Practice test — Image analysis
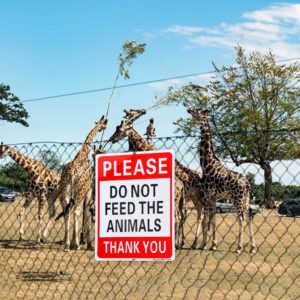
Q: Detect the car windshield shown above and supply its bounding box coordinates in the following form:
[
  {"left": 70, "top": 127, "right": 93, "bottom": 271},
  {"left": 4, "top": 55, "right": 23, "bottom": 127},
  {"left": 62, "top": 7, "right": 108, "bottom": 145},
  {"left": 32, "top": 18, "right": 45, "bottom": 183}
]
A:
[{"left": 0, "top": 188, "right": 12, "bottom": 194}]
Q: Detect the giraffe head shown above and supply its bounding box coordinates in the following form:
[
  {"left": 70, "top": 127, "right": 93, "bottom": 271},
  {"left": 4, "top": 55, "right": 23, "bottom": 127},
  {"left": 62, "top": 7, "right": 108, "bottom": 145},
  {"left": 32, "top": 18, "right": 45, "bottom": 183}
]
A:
[
  {"left": 0, "top": 144, "right": 10, "bottom": 159},
  {"left": 144, "top": 118, "right": 156, "bottom": 139},
  {"left": 109, "top": 121, "right": 132, "bottom": 144},
  {"left": 94, "top": 115, "right": 108, "bottom": 132},
  {"left": 187, "top": 108, "right": 211, "bottom": 123},
  {"left": 123, "top": 108, "right": 146, "bottom": 125},
  {"left": 92, "top": 145, "right": 105, "bottom": 159}
]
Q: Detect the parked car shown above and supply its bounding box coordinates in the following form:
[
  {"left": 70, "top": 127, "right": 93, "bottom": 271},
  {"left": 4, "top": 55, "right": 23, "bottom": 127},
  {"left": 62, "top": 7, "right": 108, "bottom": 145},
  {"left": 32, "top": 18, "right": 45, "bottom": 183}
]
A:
[
  {"left": 278, "top": 200, "right": 299, "bottom": 215},
  {"left": 286, "top": 204, "right": 300, "bottom": 217},
  {"left": 0, "top": 187, "right": 16, "bottom": 202},
  {"left": 216, "top": 200, "right": 233, "bottom": 213},
  {"left": 216, "top": 200, "right": 262, "bottom": 215}
]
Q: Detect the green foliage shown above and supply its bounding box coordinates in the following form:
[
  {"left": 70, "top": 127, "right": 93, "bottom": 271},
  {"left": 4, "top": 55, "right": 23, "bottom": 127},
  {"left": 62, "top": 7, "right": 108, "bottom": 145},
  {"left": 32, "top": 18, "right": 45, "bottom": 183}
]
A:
[
  {"left": 0, "top": 162, "right": 28, "bottom": 191},
  {"left": 0, "top": 84, "right": 29, "bottom": 127},
  {"left": 157, "top": 46, "right": 300, "bottom": 207},
  {"left": 158, "top": 46, "right": 300, "bottom": 164},
  {"left": 246, "top": 173, "right": 300, "bottom": 202},
  {"left": 119, "top": 41, "right": 146, "bottom": 80},
  {"left": 36, "top": 149, "right": 62, "bottom": 171},
  {"left": 101, "top": 40, "right": 146, "bottom": 143}
]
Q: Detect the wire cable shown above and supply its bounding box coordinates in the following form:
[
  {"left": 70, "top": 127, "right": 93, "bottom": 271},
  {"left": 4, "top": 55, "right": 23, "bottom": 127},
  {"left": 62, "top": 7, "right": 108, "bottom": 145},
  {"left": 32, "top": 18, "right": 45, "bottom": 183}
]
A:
[{"left": 21, "top": 56, "right": 300, "bottom": 104}]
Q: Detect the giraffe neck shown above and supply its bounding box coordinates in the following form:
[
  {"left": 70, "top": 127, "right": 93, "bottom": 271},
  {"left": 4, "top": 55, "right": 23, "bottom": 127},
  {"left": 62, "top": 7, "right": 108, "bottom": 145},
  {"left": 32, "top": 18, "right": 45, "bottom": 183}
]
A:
[
  {"left": 199, "top": 117, "right": 220, "bottom": 170},
  {"left": 127, "top": 128, "right": 153, "bottom": 151},
  {"left": 74, "top": 124, "right": 104, "bottom": 163},
  {"left": 175, "top": 160, "right": 199, "bottom": 184},
  {"left": 127, "top": 128, "right": 197, "bottom": 184},
  {"left": 4, "top": 146, "right": 45, "bottom": 177}
]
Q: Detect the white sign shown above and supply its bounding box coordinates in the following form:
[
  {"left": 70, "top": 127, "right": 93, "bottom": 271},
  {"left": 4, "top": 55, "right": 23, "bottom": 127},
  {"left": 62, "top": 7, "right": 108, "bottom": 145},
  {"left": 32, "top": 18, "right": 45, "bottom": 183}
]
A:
[{"left": 95, "top": 150, "right": 175, "bottom": 261}]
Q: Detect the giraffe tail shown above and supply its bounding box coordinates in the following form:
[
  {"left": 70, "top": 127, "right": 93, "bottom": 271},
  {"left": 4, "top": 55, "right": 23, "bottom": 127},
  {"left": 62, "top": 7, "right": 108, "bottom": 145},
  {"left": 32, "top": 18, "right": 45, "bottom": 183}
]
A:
[
  {"left": 248, "top": 208, "right": 254, "bottom": 221},
  {"left": 208, "top": 216, "right": 212, "bottom": 231},
  {"left": 55, "top": 199, "right": 75, "bottom": 221},
  {"left": 207, "top": 210, "right": 213, "bottom": 231}
]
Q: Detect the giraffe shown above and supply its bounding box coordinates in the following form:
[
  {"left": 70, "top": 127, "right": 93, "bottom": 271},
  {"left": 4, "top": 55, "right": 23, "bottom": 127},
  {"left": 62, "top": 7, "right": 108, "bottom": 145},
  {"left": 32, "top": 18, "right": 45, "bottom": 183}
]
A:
[
  {"left": 123, "top": 108, "right": 146, "bottom": 151},
  {"left": 187, "top": 108, "right": 256, "bottom": 253},
  {"left": 144, "top": 118, "right": 156, "bottom": 140},
  {"left": 0, "top": 144, "right": 61, "bottom": 243},
  {"left": 55, "top": 116, "right": 108, "bottom": 251},
  {"left": 109, "top": 120, "right": 186, "bottom": 248},
  {"left": 108, "top": 119, "right": 208, "bottom": 249}
]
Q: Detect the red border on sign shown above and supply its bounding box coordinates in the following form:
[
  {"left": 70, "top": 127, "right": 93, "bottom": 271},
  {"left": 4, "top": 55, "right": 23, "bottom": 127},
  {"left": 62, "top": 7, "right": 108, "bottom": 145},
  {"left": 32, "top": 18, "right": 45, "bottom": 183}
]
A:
[
  {"left": 97, "top": 152, "right": 173, "bottom": 181},
  {"left": 95, "top": 150, "right": 175, "bottom": 261}
]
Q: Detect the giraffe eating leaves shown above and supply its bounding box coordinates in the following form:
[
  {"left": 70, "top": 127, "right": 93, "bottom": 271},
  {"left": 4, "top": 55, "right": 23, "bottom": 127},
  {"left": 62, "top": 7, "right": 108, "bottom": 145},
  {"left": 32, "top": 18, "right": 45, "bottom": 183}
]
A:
[{"left": 109, "top": 115, "right": 209, "bottom": 249}]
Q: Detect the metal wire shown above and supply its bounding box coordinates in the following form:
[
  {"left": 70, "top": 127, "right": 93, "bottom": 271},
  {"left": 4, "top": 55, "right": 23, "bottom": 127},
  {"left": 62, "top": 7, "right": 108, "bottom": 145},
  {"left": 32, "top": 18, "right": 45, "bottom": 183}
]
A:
[{"left": 0, "top": 136, "right": 299, "bottom": 299}]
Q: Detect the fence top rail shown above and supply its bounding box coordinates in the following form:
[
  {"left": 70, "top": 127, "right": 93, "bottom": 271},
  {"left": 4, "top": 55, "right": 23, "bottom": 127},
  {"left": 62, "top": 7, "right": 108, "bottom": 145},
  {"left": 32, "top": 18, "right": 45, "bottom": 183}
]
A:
[{"left": 3, "top": 126, "right": 299, "bottom": 146}]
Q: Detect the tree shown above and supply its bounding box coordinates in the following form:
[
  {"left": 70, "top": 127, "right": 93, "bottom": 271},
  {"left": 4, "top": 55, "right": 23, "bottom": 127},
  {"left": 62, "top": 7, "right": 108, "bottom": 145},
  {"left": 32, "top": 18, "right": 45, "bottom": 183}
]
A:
[
  {"left": 0, "top": 162, "right": 28, "bottom": 191},
  {"left": 100, "top": 40, "right": 146, "bottom": 143},
  {"left": 37, "top": 149, "right": 62, "bottom": 171},
  {"left": 0, "top": 84, "right": 29, "bottom": 126},
  {"left": 158, "top": 46, "right": 300, "bottom": 208},
  {"left": 105, "top": 40, "right": 146, "bottom": 116}
]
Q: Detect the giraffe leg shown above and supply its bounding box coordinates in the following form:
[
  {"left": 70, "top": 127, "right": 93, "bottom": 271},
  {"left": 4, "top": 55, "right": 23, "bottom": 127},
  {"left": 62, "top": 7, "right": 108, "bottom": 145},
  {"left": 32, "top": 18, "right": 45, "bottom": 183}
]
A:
[
  {"left": 40, "top": 220, "right": 51, "bottom": 243},
  {"left": 176, "top": 191, "right": 186, "bottom": 249},
  {"left": 86, "top": 192, "right": 94, "bottom": 250},
  {"left": 247, "top": 212, "right": 256, "bottom": 253},
  {"left": 179, "top": 207, "right": 186, "bottom": 249},
  {"left": 199, "top": 208, "right": 209, "bottom": 251},
  {"left": 41, "top": 190, "right": 58, "bottom": 243},
  {"left": 63, "top": 185, "right": 71, "bottom": 251},
  {"left": 19, "top": 206, "right": 26, "bottom": 241},
  {"left": 80, "top": 198, "right": 87, "bottom": 245},
  {"left": 19, "top": 191, "right": 34, "bottom": 240},
  {"left": 236, "top": 214, "right": 244, "bottom": 254},
  {"left": 210, "top": 205, "right": 217, "bottom": 251},
  {"left": 64, "top": 213, "right": 70, "bottom": 251},
  {"left": 37, "top": 190, "right": 47, "bottom": 243},
  {"left": 175, "top": 219, "right": 179, "bottom": 249},
  {"left": 191, "top": 201, "right": 202, "bottom": 249},
  {"left": 175, "top": 206, "right": 185, "bottom": 249},
  {"left": 70, "top": 207, "right": 80, "bottom": 250},
  {"left": 86, "top": 211, "right": 93, "bottom": 251}
]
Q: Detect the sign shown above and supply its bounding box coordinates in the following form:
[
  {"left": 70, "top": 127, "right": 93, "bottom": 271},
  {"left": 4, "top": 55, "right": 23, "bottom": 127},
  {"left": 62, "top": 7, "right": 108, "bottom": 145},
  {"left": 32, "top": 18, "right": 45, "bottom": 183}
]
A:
[{"left": 95, "top": 150, "right": 175, "bottom": 261}]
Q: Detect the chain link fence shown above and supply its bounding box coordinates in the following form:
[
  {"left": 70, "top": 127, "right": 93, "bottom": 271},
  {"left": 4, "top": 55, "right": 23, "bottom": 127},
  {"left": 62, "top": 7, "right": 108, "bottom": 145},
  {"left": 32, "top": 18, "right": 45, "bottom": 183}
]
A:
[{"left": 0, "top": 136, "right": 299, "bottom": 299}]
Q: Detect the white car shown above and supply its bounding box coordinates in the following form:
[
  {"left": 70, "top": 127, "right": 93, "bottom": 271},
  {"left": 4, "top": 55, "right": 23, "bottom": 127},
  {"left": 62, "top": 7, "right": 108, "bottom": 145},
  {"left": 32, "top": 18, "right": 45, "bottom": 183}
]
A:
[
  {"left": 216, "top": 200, "right": 261, "bottom": 215},
  {"left": 0, "top": 187, "right": 16, "bottom": 202}
]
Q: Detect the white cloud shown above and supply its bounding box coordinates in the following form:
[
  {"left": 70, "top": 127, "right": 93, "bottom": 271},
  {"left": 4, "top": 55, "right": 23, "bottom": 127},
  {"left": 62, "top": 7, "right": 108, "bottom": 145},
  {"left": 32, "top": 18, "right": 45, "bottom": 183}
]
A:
[
  {"left": 243, "top": 4, "right": 300, "bottom": 24},
  {"left": 164, "top": 3, "right": 300, "bottom": 59},
  {"left": 149, "top": 79, "right": 183, "bottom": 91},
  {"left": 164, "top": 25, "right": 219, "bottom": 36}
]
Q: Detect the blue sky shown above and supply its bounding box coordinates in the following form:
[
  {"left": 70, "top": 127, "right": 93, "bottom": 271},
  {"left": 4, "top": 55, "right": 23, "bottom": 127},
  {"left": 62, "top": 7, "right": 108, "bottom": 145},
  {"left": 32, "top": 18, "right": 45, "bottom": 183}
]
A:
[{"left": 1, "top": 0, "right": 300, "bottom": 144}]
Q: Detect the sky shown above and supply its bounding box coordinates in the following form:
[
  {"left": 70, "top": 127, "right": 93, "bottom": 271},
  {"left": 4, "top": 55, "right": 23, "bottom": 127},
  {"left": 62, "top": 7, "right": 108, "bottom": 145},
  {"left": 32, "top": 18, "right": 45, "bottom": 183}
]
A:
[{"left": 1, "top": 0, "right": 300, "bottom": 144}]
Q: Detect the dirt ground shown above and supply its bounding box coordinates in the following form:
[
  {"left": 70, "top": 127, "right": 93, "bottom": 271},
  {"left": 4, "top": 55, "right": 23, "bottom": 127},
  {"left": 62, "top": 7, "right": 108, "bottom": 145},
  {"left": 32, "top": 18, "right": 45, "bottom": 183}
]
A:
[{"left": 0, "top": 197, "right": 299, "bottom": 299}]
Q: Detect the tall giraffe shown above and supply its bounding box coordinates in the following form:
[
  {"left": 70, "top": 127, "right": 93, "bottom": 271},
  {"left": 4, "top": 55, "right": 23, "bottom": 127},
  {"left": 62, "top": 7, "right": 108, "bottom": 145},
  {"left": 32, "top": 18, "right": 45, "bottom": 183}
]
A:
[
  {"left": 187, "top": 108, "right": 256, "bottom": 253},
  {"left": 0, "top": 144, "right": 61, "bottom": 242},
  {"left": 109, "top": 120, "right": 186, "bottom": 248},
  {"left": 108, "top": 119, "right": 208, "bottom": 249},
  {"left": 55, "top": 116, "right": 108, "bottom": 251}
]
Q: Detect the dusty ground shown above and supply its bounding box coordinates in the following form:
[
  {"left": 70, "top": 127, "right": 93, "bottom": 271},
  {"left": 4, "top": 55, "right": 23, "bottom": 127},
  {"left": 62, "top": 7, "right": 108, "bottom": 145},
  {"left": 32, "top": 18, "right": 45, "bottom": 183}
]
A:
[{"left": 0, "top": 197, "right": 299, "bottom": 299}]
